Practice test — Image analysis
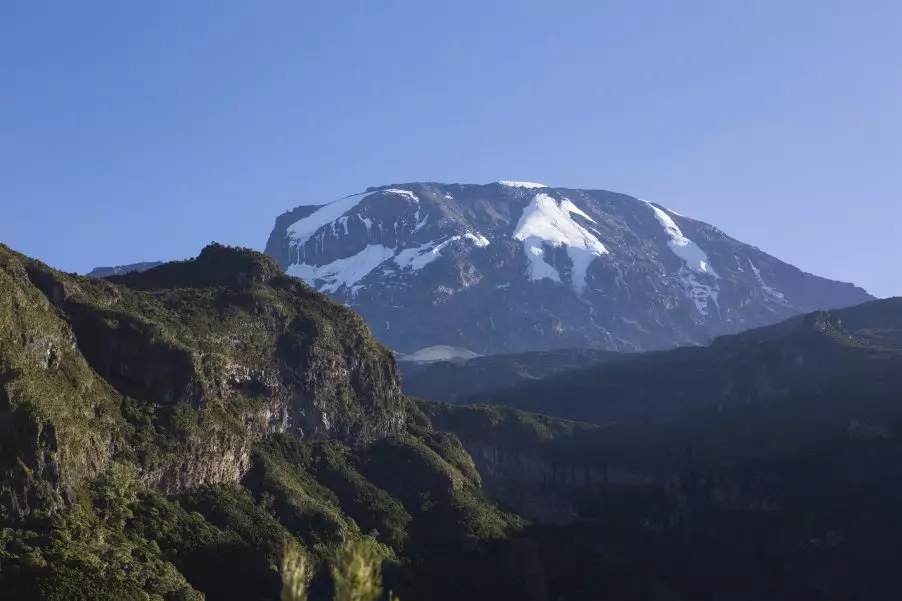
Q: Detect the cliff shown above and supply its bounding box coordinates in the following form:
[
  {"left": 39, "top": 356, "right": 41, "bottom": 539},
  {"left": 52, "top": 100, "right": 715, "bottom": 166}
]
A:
[
  {"left": 0, "top": 242, "right": 405, "bottom": 519},
  {"left": 0, "top": 242, "right": 677, "bottom": 601}
]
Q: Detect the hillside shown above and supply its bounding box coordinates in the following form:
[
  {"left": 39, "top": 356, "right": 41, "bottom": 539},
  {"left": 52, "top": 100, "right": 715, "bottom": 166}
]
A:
[
  {"left": 400, "top": 348, "right": 621, "bottom": 402},
  {"left": 411, "top": 300, "right": 902, "bottom": 599},
  {"left": 3, "top": 242, "right": 900, "bottom": 600},
  {"left": 467, "top": 298, "right": 902, "bottom": 425},
  {"left": 419, "top": 327, "right": 902, "bottom": 598},
  {"left": 0, "top": 243, "right": 677, "bottom": 601}
]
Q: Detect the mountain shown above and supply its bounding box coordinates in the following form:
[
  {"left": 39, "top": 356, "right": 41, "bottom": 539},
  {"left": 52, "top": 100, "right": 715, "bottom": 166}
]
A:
[
  {"left": 0, "top": 242, "right": 404, "bottom": 519},
  {"left": 465, "top": 297, "right": 902, "bottom": 427},
  {"left": 86, "top": 261, "right": 164, "bottom": 277},
  {"left": 265, "top": 182, "right": 872, "bottom": 356},
  {"left": 400, "top": 347, "right": 621, "bottom": 402},
  {"left": 421, "top": 298, "right": 902, "bottom": 600},
  {"left": 0, "top": 243, "right": 678, "bottom": 601},
  {"left": 3, "top": 242, "right": 899, "bottom": 600}
]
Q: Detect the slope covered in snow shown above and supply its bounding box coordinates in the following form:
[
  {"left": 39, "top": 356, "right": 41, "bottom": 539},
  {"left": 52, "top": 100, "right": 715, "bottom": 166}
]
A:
[
  {"left": 282, "top": 186, "right": 494, "bottom": 294},
  {"left": 394, "top": 233, "right": 490, "bottom": 271},
  {"left": 287, "top": 244, "right": 395, "bottom": 293},
  {"left": 644, "top": 201, "right": 718, "bottom": 277},
  {"left": 642, "top": 200, "right": 721, "bottom": 315},
  {"left": 497, "top": 180, "right": 547, "bottom": 188},
  {"left": 513, "top": 193, "right": 609, "bottom": 294},
  {"left": 288, "top": 191, "right": 374, "bottom": 250}
]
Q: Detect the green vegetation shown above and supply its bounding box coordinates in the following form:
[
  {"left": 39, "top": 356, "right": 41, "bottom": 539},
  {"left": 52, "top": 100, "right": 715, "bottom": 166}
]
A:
[
  {"left": 0, "top": 242, "right": 677, "bottom": 600},
  {"left": 329, "top": 539, "right": 393, "bottom": 601},
  {"left": 0, "top": 241, "right": 404, "bottom": 519},
  {"left": 4, "top": 428, "right": 677, "bottom": 601},
  {"left": 7, "top": 242, "right": 899, "bottom": 599},
  {"left": 0, "top": 464, "right": 204, "bottom": 601}
]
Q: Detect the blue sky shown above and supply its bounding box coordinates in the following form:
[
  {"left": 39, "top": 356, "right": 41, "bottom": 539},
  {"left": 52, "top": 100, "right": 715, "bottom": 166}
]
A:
[{"left": 1, "top": 1, "right": 899, "bottom": 297}]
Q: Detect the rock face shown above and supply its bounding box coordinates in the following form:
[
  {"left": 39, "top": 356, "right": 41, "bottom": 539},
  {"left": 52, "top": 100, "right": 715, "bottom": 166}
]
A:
[
  {"left": 418, "top": 402, "right": 619, "bottom": 523},
  {"left": 265, "top": 181, "right": 873, "bottom": 355},
  {"left": 0, "top": 243, "right": 405, "bottom": 517}
]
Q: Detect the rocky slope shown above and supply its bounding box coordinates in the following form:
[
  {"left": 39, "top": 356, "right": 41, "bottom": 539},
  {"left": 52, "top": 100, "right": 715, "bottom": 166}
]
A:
[
  {"left": 0, "top": 243, "right": 679, "bottom": 601},
  {"left": 265, "top": 181, "right": 872, "bottom": 355},
  {"left": 4, "top": 241, "right": 899, "bottom": 600},
  {"left": 0, "top": 242, "right": 404, "bottom": 519}
]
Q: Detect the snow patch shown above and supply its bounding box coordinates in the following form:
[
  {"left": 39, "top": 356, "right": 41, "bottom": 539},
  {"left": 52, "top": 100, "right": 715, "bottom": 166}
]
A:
[
  {"left": 522, "top": 244, "right": 561, "bottom": 282},
  {"left": 393, "top": 243, "right": 443, "bottom": 271},
  {"left": 643, "top": 200, "right": 721, "bottom": 316},
  {"left": 498, "top": 180, "right": 547, "bottom": 189},
  {"left": 513, "top": 193, "right": 609, "bottom": 293},
  {"left": 398, "top": 345, "right": 479, "bottom": 364},
  {"left": 288, "top": 191, "right": 373, "bottom": 248},
  {"left": 394, "top": 232, "right": 490, "bottom": 271},
  {"left": 465, "top": 232, "right": 491, "bottom": 247},
  {"left": 644, "top": 201, "right": 719, "bottom": 277},
  {"left": 413, "top": 210, "right": 428, "bottom": 232},
  {"left": 679, "top": 271, "right": 720, "bottom": 316},
  {"left": 287, "top": 244, "right": 395, "bottom": 293},
  {"left": 383, "top": 189, "right": 419, "bottom": 203},
  {"left": 749, "top": 259, "right": 787, "bottom": 302}
]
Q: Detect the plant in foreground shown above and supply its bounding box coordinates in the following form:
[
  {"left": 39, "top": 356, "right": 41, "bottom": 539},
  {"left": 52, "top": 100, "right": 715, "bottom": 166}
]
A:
[{"left": 281, "top": 537, "right": 399, "bottom": 601}]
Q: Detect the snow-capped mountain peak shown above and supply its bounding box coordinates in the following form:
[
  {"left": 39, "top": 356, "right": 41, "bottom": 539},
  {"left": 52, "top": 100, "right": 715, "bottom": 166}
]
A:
[{"left": 265, "top": 182, "right": 871, "bottom": 355}]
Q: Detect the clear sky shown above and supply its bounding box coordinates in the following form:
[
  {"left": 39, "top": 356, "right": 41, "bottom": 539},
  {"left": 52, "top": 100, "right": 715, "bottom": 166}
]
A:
[{"left": 1, "top": 1, "right": 899, "bottom": 297}]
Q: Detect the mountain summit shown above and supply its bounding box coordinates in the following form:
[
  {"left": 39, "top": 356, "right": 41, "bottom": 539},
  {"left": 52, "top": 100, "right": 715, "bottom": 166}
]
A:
[{"left": 265, "top": 182, "right": 872, "bottom": 354}]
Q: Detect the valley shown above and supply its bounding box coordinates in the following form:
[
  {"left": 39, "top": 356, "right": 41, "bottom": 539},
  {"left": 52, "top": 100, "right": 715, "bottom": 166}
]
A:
[{"left": 2, "top": 242, "right": 899, "bottom": 599}]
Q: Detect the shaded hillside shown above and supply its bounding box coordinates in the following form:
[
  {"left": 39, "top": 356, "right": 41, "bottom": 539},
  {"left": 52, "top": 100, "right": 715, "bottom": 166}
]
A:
[
  {"left": 421, "top": 361, "right": 902, "bottom": 600},
  {"left": 413, "top": 300, "right": 902, "bottom": 600},
  {"left": 3, "top": 241, "right": 900, "bottom": 600},
  {"left": 468, "top": 298, "right": 902, "bottom": 425},
  {"left": 400, "top": 348, "right": 621, "bottom": 402}
]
